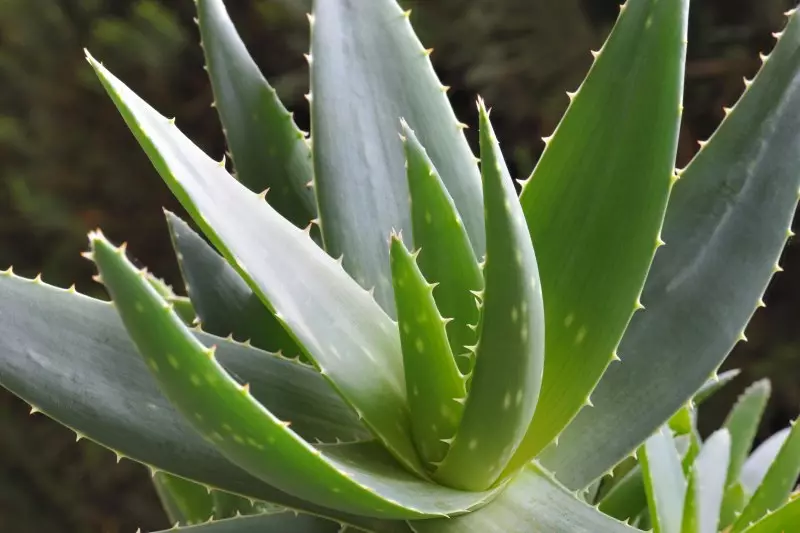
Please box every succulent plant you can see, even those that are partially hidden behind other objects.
[1,0,800,531]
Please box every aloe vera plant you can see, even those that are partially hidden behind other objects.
[2,0,800,530]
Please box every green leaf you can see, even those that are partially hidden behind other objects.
[154,511,345,533]
[433,101,545,491]
[389,236,466,467]
[541,8,800,490]
[411,464,639,533]
[724,380,771,487]
[720,483,747,531]
[90,233,498,520]
[309,0,484,313]
[508,0,688,469]
[681,429,731,533]
[211,490,258,519]
[86,53,426,478]
[166,211,301,357]
[195,0,316,227]
[153,472,214,526]
[694,369,741,405]
[400,121,483,374]
[740,494,800,533]
[0,272,382,508]
[740,428,791,495]
[639,426,687,533]
[598,467,647,522]
[731,421,800,532]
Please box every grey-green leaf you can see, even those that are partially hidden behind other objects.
[389,236,466,467]
[542,8,800,490]
[196,0,316,226]
[87,53,427,477]
[411,465,640,533]
[508,0,689,469]
[740,428,791,495]
[401,121,483,373]
[681,429,731,533]
[91,233,499,519]
[639,426,686,533]
[724,379,771,487]
[310,0,484,313]
[166,211,301,357]
[432,101,545,491]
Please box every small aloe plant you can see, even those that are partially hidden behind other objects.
[1,0,800,531]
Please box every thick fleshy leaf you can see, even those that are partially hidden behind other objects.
[639,426,687,533]
[166,211,301,357]
[310,0,484,313]
[740,428,791,495]
[740,493,800,533]
[195,0,316,226]
[720,483,747,531]
[87,53,426,477]
[724,380,771,487]
[400,121,482,373]
[154,511,346,533]
[154,472,214,526]
[211,491,259,520]
[389,236,466,466]
[411,465,639,533]
[542,8,800,490]
[91,234,498,520]
[0,275,418,532]
[681,429,731,533]
[433,102,545,491]
[508,0,688,469]
[731,421,800,532]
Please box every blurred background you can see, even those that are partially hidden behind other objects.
[0,0,798,530]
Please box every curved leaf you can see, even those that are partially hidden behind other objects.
[166,211,301,358]
[543,8,800,490]
[196,0,316,226]
[598,467,647,522]
[86,53,426,477]
[91,234,498,520]
[0,271,378,513]
[740,428,791,495]
[401,121,482,373]
[509,0,689,469]
[433,102,544,491]
[389,236,466,467]
[310,0,484,313]
[155,511,345,533]
[411,464,639,533]
[740,493,800,533]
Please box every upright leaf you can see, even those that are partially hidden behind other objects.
[196,0,316,226]
[433,102,545,491]
[740,428,791,495]
[639,426,687,533]
[310,0,484,313]
[681,429,731,533]
[723,380,771,487]
[166,211,301,357]
[740,494,800,533]
[508,0,689,469]
[87,54,426,476]
[90,233,499,519]
[731,421,800,532]
[389,236,466,466]
[542,8,800,490]
[401,122,483,373]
